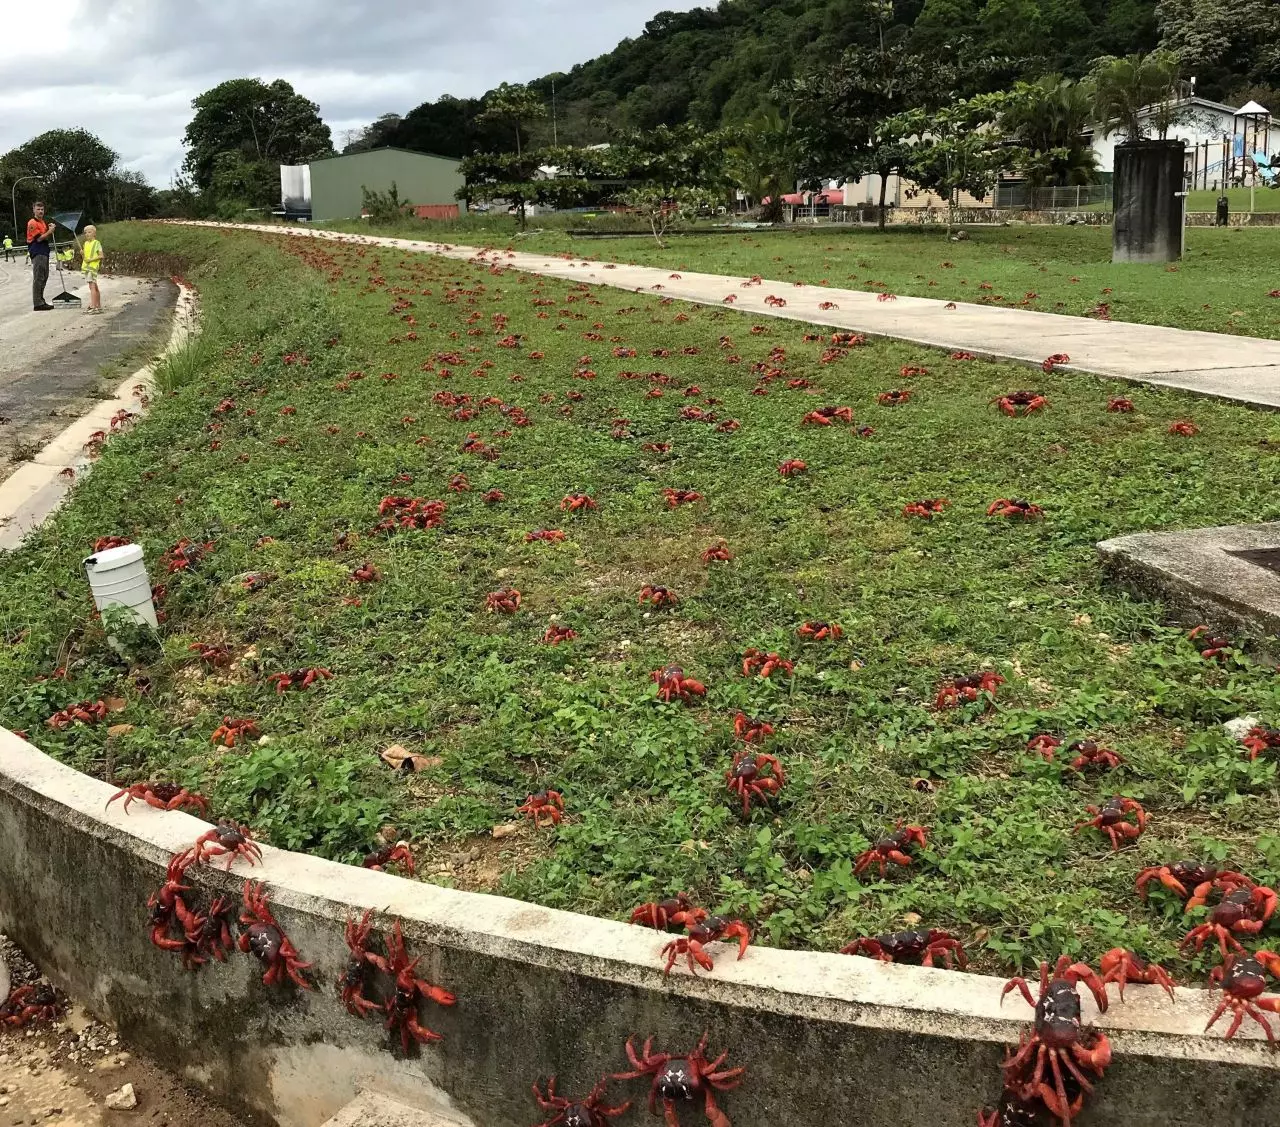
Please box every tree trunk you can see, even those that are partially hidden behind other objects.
[877,168,889,230]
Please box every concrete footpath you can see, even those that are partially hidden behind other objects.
[179,220,1280,408]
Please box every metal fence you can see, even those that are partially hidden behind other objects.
[994,183,1113,210]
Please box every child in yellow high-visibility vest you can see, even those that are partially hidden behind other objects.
[80,225,103,313]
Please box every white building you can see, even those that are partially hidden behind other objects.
[1086,97,1280,189]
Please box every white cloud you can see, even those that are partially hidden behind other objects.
[0,0,706,184]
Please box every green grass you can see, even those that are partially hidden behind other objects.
[332,217,1280,340]
[1188,187,1280,213]
[4,221,1280,980]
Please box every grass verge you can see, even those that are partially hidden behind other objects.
[3,221,1280,979]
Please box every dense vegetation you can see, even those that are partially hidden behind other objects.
[4,223,1280,980]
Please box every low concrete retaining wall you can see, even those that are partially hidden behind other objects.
[2,729,1278,1127]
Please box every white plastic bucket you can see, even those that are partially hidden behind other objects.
[83,544,158,629]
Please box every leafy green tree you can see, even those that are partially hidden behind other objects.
[1004,75,1099,186]
[620,185,721,246]
[457,151,588,229]
[727,109,802,222]
[182,78,332,191]
[341,114,403,154]
[888,91,1024,230]
[477,83,548,158]
[1088,50,1183,141]
[1157,0,1280,102]
[1,128,118,217]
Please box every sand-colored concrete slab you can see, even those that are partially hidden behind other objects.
[321,1093,473,1127]
[172,221,1280,409]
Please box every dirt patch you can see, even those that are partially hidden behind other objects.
[0,935,245,1127]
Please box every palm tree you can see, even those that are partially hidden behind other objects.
[1088,51,1182,142]
[727,109,801,224]
[1005,76,1100,188]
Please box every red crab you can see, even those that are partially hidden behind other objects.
[211,716,259,747]
[1181,875,1277,957]
[1136,860,1242,902]
[701,541,732,563]
[877,389,912,406]
[364,919,456,1053]
[1064,740,1124,772]
[741,648,793,679]
[733,713,774,744]
[46,699,108,730]
[533,1077,631,1127]
[517,789,565,827]
[180,895,237,970]
[725,749,785,817]
[1188,625,1231,660]
[615,1034,743,1127]
[1242,726,1280,760]
[486,588,522,614]
[163,537,213,573]
[777,459,807,477]
[482,489,505,504]
[108,781,209,816]
[798,621,842,641]
[993,391,1048,417]
[1026,734,1062,762]
[0,984,62,1029]
[935,671,1004,709]
[363,841,415,876]
[661,915,751,976]
[903,498,949,519]
[1098,948,1176,1000]
[1167,420,1199,436]
[1106,397,1135,413]
[651,664,706,705]
[662,488,703,509]
[1000,957,1110,1126]
[1074,796,1146,851]
[92,535,131,553]
[1041,353,1070,373]
[561,492,598,513]
[987,498,1043,520]
[639,584,679,608]
[188,641,232,667]
[526,529,567,543]
[1206,953,1280,1040]
[181,822,263,870]
[543,623,579,645]
[267,667,333,693]
[239,880,313,989]
[854,821,928,877]
[630,893,704,932]
[351,562,381,583]
[147,852,194,953]
[339,908,382,1019]
[840,928,966,969]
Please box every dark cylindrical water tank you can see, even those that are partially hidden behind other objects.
[1112,139,1186,263]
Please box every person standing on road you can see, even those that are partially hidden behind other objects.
[2,234,12,261]
[80,225,103,314]
[26,202,55,311]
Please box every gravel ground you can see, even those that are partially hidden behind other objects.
[0,935,246,1127]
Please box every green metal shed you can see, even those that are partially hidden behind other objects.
[309,148,465,222]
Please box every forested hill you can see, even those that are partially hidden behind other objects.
[527,0,1156,134]
[373,0,1274,158]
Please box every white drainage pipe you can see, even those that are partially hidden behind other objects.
[83,544,158,630]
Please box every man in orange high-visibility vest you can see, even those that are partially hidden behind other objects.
[26,201,55,311]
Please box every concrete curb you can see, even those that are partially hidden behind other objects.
[0,727,1276,1127]
[0,283,196,551]
[161,220,1280,410]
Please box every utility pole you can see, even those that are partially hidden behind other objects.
[552,80,558,147]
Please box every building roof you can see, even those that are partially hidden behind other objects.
[310,146,461,166]
[1237,100,1272,117]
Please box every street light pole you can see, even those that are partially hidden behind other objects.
[10,175,40,244]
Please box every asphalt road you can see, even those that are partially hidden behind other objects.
[0,259,175,479]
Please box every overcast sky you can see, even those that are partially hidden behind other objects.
[0,0,706,186]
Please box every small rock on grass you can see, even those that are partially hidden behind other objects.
[104,1084,137,1111]
[1222,715,1259,739]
